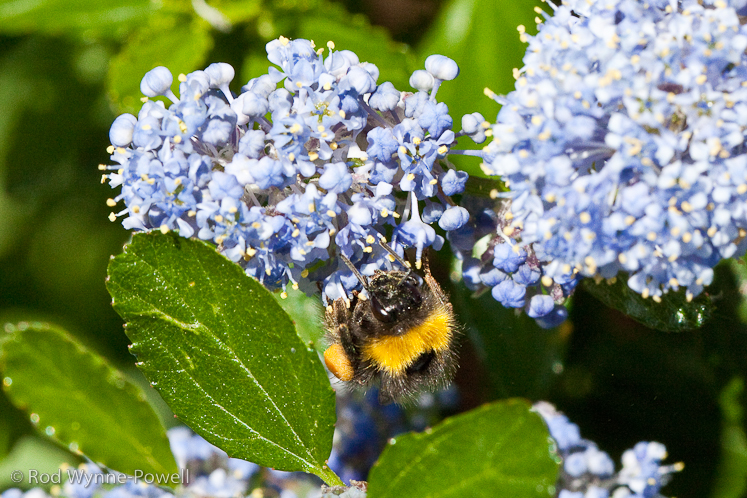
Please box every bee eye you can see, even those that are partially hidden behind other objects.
[371,296,395,323]
[401,280,422,306]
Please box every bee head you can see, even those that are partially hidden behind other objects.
[369,272,423,323]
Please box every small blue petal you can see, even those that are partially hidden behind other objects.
[438,206,469,231]
[205,62,235,88]
[109,114,138,147]
[493,244,527,273]
[425,54,459,81]
[409,70,434,91]
[140,66,173,97]
[440,169,469,196]
[535,306,569,329]
[527,294,555,318]
[319,162,353,194]
[369,82,400,111]
[491,280,526,308]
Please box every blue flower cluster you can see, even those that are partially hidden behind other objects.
[534,402,683,498]
[319,481,367,498]
[104,38,476,303]
[328,389,407,484]
[459,206,575,328]
[481,0,747,302]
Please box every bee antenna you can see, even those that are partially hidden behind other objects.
[378,239,413,274]
[339,253,369,290]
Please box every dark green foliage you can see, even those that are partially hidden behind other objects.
[367,399,559,498]
[106,232,340,484]
[582,277,713,332]
[0,322,177,477]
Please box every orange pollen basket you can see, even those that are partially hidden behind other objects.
[324,343,355,381]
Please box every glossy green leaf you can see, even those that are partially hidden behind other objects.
[711,377,747,498]
[417,0,542,177]
[368,399,559,498]
[0,321,177,476]
[107,16,213,114]
[582,277,713,332]
[106,231,341,485]
[0,0,155,36]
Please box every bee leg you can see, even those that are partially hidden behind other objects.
[338,324,358,360]
[331,298,358,358]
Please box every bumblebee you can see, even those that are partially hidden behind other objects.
[323,244,459,404]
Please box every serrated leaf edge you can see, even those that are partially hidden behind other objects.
[116,235,325,474]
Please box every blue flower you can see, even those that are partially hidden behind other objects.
[438,206,469,231]
[109,114,138,147]
[493,244,526,273]
[440,169,468,196]
[424,54,459,81]
[367,127,399,163]
[534,402,680,498]
[319,162,353,193]
[491,279,526,308]
[369,81,400,111]
[527,294,554,318]
[139,66,174,99]
[535,305,569,329]
[618,442,682,498]
[418,101,453,139]
[514,263,541,286]
[459,112,488,144]
[105,38,468,302]
[480,0,747,303]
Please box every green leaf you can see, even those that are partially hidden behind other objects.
[0,435,80,490]
[711,377,747,498]
[367,399,559,498]
[107,16,213,114]
[0,321,177,476]
[106,231,341,485]
[0,0,155,36]
[581,277,713,332]
[272,288,326,348]
[0,387,31,460]
[417,0,542,178]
